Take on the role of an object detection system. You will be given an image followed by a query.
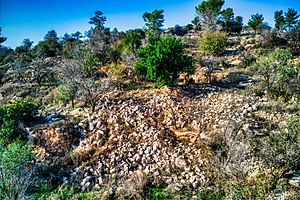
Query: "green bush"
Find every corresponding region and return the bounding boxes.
[198,31,227,55]
[0,120,21,144]
[0,99,39,143]
[134,35,195,86]
[0,98,39,121]
[259,117,300,171]
[251,48,299,99]
[80,47,100,78]
[0,141,36,199]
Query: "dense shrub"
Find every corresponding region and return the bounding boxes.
[0,141,36,199]
[0,99,39,143]
[198,31,227,55]
[134,35,195,86]
[261,118,300,171]
[80,47,100,78]
[251,48,300,99]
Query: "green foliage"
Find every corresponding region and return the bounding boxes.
[259,117,300,171]
[0,141,35,199]
[0,120,21,144]
[220,8,243,34]
[171,25,189,36]
[221,8,234,24]
[80,47,100,78]
[196,0,225,31]
[251,48,300,98]
[248,13,264,33]
[123,29,145,54]
[196,0,225,17]
[32,184,106,200]
[285,8,299,31]
[0,98,39,122]
[44,30,59,41]
[33,30,61,57]
[191,16,202,31]
[198,31,227,55]
[34,39,61,57]
[0,99,39,143]
[0,46,13,64]
[274,10,286,31]
[142,9,165,35]
[134,35,194,86]
[196,190,226,200]
[89,10,107,31]
[230,176,274,200]
[146,187,171,200]
[0,27,7,44]
[58,84,78,108]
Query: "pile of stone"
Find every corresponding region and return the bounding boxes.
[31,127,75,161]
[30,85,294,192]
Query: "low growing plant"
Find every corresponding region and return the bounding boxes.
[198,31,227,55]
[0,141,36,200]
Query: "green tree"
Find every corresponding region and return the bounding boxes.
[44,30,59,41]
[34,40,60,57]
[274,10,286,31]
[142,9,165,35]
[123,29,145,54]
[0,27,7,45]
[219,8,243,34]
[15,39,34,54]
[191,16,202,31]
[251,48,298,96]
[134,35,194,86]
[0,141,36,200]
[89,10,107,31]
[221,8,234,24]
[72,31,83,42]
[235,16,243,26]
[285,8,299,31]
[196,0,225,31]
[88,11,111,65]
[34,30,61,57]
[248,13,264,33]
[80,47,100,78]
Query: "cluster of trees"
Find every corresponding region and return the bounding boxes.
[0,0,299,92]
[275,8,299,31]
[195,0,243,34]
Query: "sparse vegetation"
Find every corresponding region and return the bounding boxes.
[0,1,300,199]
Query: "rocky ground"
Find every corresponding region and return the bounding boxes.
[28,81,296,195]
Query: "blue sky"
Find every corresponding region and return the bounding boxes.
[1,0,300,48]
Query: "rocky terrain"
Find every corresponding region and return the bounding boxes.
[27,79,297,197]
[1,24,299,198]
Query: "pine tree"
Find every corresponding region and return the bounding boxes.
[274,10,286,31]
[248,13,264,33]
[285,8,299,31]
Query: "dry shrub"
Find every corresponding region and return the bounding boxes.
[115,170,149,200]
[209,121,252,184]
[262,30,287,48]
